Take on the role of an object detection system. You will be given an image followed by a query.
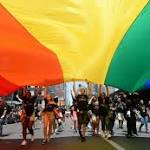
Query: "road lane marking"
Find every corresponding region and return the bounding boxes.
[102,138,125,150]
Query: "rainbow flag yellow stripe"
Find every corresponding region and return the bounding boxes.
[0,0,150,95]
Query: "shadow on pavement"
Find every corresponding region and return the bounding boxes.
[0,136,116,150]
[112,136,150,150]
[0,133,11,137]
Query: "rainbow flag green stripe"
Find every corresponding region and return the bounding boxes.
[105,1,150,92]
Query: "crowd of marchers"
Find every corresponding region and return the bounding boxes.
[70,87,150,141]
[1,84,150,146]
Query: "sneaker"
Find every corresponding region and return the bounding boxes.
[132,134,138,137]
[50,134,55,139]
[126,134,132,138]
[31,135,34,142]
[55,129,58,133]
[101,131,105,137]
[42,139,47,145]
[107,133,112,139]
[21,140,27,146]
[104,131,108,138]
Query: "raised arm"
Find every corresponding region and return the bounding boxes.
[88,96,94,105]
[16,94,23,103]
[73,81,77,97]
[0,107,7,118]
[71,90,76,101]
[87,82,92,97]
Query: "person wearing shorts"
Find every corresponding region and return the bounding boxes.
[73,85,89,142]
[89,96,100,136]
[42,94,59,144]
[17,91,37,146]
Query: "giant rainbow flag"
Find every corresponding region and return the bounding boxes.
[0,0,150,95]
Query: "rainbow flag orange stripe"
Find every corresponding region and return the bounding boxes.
[0,4,63,89]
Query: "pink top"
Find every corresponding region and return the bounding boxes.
[72,111,77,120]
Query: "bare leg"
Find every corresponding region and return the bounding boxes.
[96,117,100,135]
[43,114,48,141]
[81,124,86,137]
[74,120,77,131]
[48,119,54,140]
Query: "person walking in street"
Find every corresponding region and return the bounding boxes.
[89,96,100,136]
[108,101,116,136]
[138,100,149,133]
[116,96,125,129]
[41,94,60,145]
[72,82,90,142]
[125,99,137,138]
[70,105,78,132]
[16,91,38,146]
[99,93,110,138]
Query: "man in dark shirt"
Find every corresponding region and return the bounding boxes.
[73,83,89,142]
[0,97,7,136]
[108,102,116,136]
[99,95,110,137]
[126,99,137,138]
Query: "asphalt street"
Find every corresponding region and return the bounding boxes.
[1,118,150,150]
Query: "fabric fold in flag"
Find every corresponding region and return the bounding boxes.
[0,75,19,96]
[0,3,64,88]
[0,0,150,95]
